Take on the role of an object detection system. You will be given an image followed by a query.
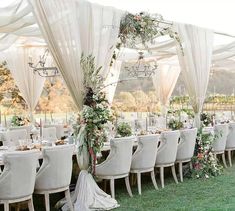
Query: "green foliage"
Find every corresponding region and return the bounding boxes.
[200,112,213,127]
[167,118,183,130]
[81,54,104,93]
[11,115,30,126]
[116,122,132,137]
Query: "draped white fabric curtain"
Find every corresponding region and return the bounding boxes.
[3,46,46,118]
[29,0,123,110]
[152,65,180,115]
[174,23,214,127]
[29,0,123,209]
[104,60,122,104]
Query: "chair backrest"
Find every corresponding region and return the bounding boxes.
[131,134,160,170]
[105,136,134,175]
[44,124,64,139]
[226,122,235,149]
[213,124,229,153]
[155,130,180,165]
[0,151,39,200]
[3,129,27,147]
[42,127,57,142]
[9,125,32,139]
[35,145,74,190]
[176,128,197,162]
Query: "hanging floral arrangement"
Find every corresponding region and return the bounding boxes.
[119,12,180,47]
[111,11,183,65]
[74,54,114,175]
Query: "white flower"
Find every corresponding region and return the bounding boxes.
[205,174,209,179]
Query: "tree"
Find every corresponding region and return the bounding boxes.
[112,91,137,111]
[0,61,25,114]
[38,78,76,113]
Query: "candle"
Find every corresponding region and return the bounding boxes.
[4,113,7,127]
[44,111,47,123]
[146,117,148,131]
[40,118,42,138]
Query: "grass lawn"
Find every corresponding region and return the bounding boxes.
[3,161,235,211]
[115,165,235,211]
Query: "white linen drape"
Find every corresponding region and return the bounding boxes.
[3,46,46,119]
[29,0,123,210]
[174,23,214,127]
[152,65,180,115]
[105,60,122,104]
[29,0,123,111]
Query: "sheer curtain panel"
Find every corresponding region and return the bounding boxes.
[152,64,180,115]
[174,23,213,127]
[3,46,46,120]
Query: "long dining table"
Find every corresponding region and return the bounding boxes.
[0,138,139,166]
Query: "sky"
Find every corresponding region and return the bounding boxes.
[1,0,235,44]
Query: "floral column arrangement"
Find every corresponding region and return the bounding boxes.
[74,54,114,175]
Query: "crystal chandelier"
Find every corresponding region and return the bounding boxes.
[28,49,59,77]
[124,52,158,78]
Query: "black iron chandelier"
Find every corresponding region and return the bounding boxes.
[28,49,59,77]
[124,52,158,78]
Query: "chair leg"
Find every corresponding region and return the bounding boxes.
[65,189,74,211]
[28,197,35,211]
[4,202,9,211]
[222,153,228,168]
[228,150,232,167]
[179,162,183,182]
[137,172,141,195]
[16,204,20,211]
[125,176,133,197]
[150,170,158,190]
[110,178,115,199]
[160,166,164,188]
[189,161,193,170]
[171,165,178,184]
[44,193,50,211]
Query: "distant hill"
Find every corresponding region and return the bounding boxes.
[115,68,235,96]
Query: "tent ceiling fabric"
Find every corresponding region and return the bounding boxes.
[0,0,235,72]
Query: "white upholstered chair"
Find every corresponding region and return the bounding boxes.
[34,145,74,211]
[0,151,39,211]
[225,123,235,166]
[44,124,64,139]
[2,129,27,147]
[176,128,197,182]
[212,124,229,168]
[155,130,180,188]
[42,127,57,143]
[9,125,32,139]
[96,136,135,199]
[130,134,160,195]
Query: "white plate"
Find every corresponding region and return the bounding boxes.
[0,146,8,150]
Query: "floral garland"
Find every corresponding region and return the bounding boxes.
[190,127,223,179]
[111,12,183,65]
[74,54,114,174]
